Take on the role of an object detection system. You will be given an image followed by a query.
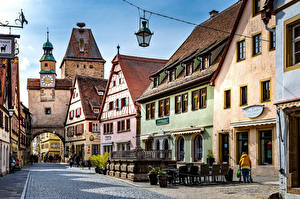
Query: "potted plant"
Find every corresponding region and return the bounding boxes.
[89,155,100,173]
[99,152,110,175]
[148,168,158,185]
[158,169,168,187]
[207,151,215,166]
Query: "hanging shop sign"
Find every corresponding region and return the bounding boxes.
[156,117,169,126]
[243,105,264,118]
[0,35,19,59]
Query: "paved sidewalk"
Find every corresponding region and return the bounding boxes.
[0,167,29,199]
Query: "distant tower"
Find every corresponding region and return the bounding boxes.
[60,22,105,83]
[40,30,56,88]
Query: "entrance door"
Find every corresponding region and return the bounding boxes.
[220,134,229,163]
[237,132,248,163]
[289,117,300,188]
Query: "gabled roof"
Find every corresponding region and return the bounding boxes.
[27,78,72,90]
[98,54,167,120]
[118,55,168,102]
[60,28,105,68]
[152,0,243,76]
[76,75,107,120]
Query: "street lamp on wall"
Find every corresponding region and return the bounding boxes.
[8,108,14,117]
[135,11,153,47]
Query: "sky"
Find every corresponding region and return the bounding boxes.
[0,0,237,106]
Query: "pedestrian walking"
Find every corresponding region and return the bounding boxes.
[69,157,74,168]
[239,152,251,183]
[87,160,91,170]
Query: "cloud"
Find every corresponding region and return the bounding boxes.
[19,57,30,71]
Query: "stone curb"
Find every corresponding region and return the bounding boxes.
[21,171,30,199]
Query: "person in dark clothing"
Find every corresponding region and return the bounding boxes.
[87,160,91,170]
[75,155,80,167]
[69,157,74,168]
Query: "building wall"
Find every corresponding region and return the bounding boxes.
[100,64,137,152]
[61,60,104,83]
[213,0,277,176]
[140,84,214,163]
[274,1,300,198]
[29,88,71,130]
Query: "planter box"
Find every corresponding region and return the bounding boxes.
[115,171,121,178]
[121,172,127,179]
[109,171,115,176]
[114,164,120,171]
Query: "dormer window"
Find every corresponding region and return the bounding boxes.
[97,91,104,96]
[168,69,176,82]
[93,109,99,113]
[201,55,210,70]
[153,77,158,88]
[185,62,193,76]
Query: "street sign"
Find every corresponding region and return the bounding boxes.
[0,34,20,59]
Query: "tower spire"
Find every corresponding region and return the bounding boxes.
[47,27,49,42]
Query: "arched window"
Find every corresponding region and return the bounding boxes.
[145,139,153,151]
[194,135,203,162]
[156,140,160,150]
[177,136,185,161]
[163,139,169,150]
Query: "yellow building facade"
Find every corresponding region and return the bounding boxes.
[39,133,63,161]
[212,0,277,177]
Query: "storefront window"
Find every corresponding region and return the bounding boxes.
[194,135,203,162]
[177,136,185,161]
[260,130,272,165]
[237,132,248,162]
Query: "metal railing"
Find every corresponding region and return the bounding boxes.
[111,150,172,160]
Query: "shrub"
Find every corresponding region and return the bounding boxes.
[89,152,110,168]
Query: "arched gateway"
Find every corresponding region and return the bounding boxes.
[27,31,72,144]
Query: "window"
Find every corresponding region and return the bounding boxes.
[89,65,93,69]
[76,124,84,135]
[146,103,155,119]
[194,135,203,162]
[175,95,182,113]
[126,119,130,130]
[200,88,207,108]
[109,101,114,110]
[151,103,155,119]
[83,65,86,68]
[117,121,121,132]
[127,143,131,151]
[45,63,48,67]
[92,123,99,132]
[237,132,248,163]
[269,29,276,50]
[261,80,271,102]
[153,77,158,88]
[76,108,81,117]
[192,88,207,110]
[253,33,261,56]
[45,108,51,115]
[69,110,74,119]
[67,127,74,137]
[259,130,272,165]
[168,69,176,82]
[224,90,231,109]
[253,0,261,16]
[103,123,113,134]
[185,62,193,76]
[285,17,300,71]
[177,136,185,161]
[182,93,188,113]
[240,86,248,106]
[121,120,125,131]
[158,98,170,117]
[237,40,245,61]
[92,145,99,155]
[93,109,99,114]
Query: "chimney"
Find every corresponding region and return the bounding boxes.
[209,10,219,18]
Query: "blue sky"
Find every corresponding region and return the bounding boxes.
[0,0,237,106]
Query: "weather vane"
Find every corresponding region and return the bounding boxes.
[0,9,28,29]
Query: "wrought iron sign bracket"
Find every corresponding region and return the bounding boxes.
[0,9,28,29]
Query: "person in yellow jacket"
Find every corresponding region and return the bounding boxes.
[239,152,251,183]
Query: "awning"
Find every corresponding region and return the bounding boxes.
[101,142,113,146]
[276,99,300,110]
[141,134,154,140]
[115,140,131,144]
[172,128,204,136]
[230,118,276,128]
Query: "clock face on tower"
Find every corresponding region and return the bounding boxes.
[41,74,55,87]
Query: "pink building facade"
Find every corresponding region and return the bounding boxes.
[99,54,167,154]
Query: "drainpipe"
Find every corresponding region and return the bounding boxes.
[276,109,285,176]
[265,24,275,33]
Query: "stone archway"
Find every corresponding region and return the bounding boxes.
[30,127,65,143]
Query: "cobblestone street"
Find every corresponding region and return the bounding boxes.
[25,163,171,199]
[21,163,279,199]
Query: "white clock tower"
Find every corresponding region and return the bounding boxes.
[40,30,56,88]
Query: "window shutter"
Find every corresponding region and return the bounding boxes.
[79,108,81,115]
[69,112,71,119]
[118,99,122,110]
[82,123,84,133]
[74,126,76,135]
[126,97,129,106]
[89,122,92,132]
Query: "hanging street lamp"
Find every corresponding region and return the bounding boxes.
[135,11,153,47]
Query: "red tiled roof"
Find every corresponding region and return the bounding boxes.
[154,0,242,75]
[76,75,107,119]
[60,28,105,68]
[27,78,72,90]
[118,54,168,102]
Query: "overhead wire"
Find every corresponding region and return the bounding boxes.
[122,0,271,42]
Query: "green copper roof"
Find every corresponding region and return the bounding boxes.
[40,54,56,62]
[40,69,56,74]
[43,41,53,49]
